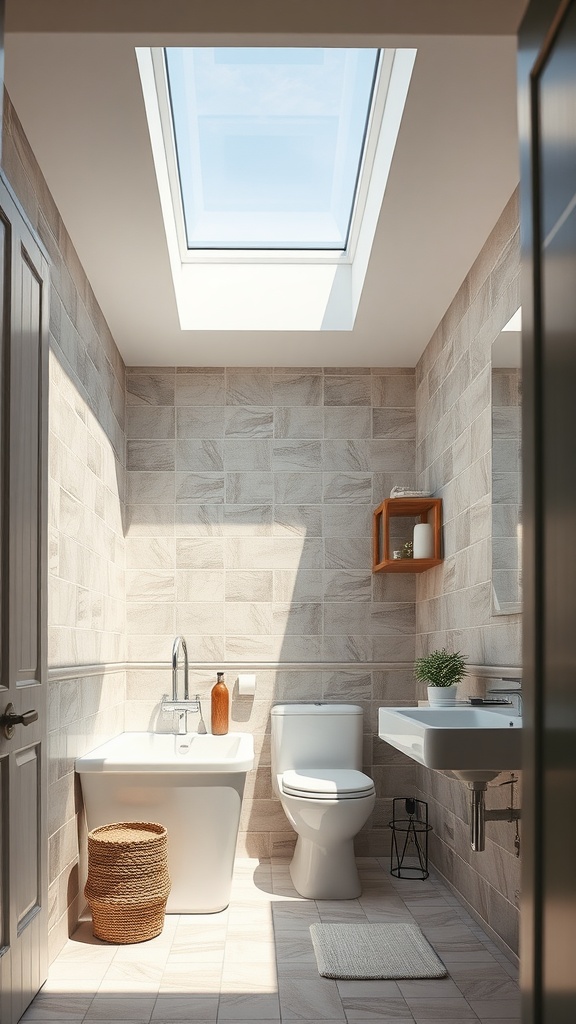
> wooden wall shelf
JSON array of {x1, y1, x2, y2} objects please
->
[{"x1": 372, "y1": 497, "x2": 443, "y2": 573}]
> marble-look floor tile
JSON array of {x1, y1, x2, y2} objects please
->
[
  {"x1": 98, "y1": 979, "x2": 161, "y2": 995},
  {"x1": 455, "y1": 977, "x2": 520, "y2": 1001},
  {"x1": 168, "y1": 937, "x2": 227, "y2": 964},
  {"x1": 416, "y1": 925, "x2": 486, "y2": 952},
  {"x1": 340, "y1": 995, "x2": 413, "y2": 1019},
  {"x1": 274, "y1": 935, "x2": 317, "y2": 963},
  {"x1": 152, "y1": 994, "x2": 219, "y2": 1020},
  {"x1": 217, "y1": 992, "x2": 280, "y2": 1020},
  {"x1": 112, "y1": 942, "x2": 172, "y2": 965},
  {"x1": 448, "y1": 962, "x2": 520, "y2": 1001},
  {"x1": 467, "y1": 1000, "x2": 521, "y2": 1018},
  {"x1": 226, "y1": 904, "x2": 274, "y2": 927},
  {"x1": 27, "y1": 857, "x2": 519, "y2": 1024},
  {"x1": 316, "y1": 901, "x2": 369, "y2": 923},
  {"x1": 272, "y1": 902, "x2": 321, "y2": 931},
  {"x1": 356, "y1": 902, "x2": 414, "y2": 924},
  {"x1": 404, "y1": 996, "x2": 478, "y2": 1020},
  {"x1": 46, "y1": 961, "x2": 110, "y2": 983},
  {"x1": 336, "y1": 980, "x2": 402, "y2": 998},
  {"x1": 221, "y1": 960, "x2": 277, "y2": 991},
  {"x1": 21, "y1": 994, "x2": 94, "y2": 1020},
  {"x1": 159, "y1": 965, "x2": 223, "y2": 994},
  {"x1": 56, "y1": 922, "x2": 118, "y2": 959},
  {"x1": 275, "y1": 963, "x2": 329, "y2": 981},
  {"x1": 20, "y1": 1019, "x2": 86, "y2": 1024},
  {"x1": 277, "y1": 977, "x2": 345, "y2": 1020},
  {"x1": 396, "y1": 979, "x2": 463, "y2": 999},
  {"x1": 497, "y1": 960, "x2": 520, "y2": 981},
  {"x1": 99, "y1": 961, "x2": 164, "y2": 991},
  {"x1": 85, "y1": 994, "x2": 157, "y2": 1020},
  {"x1": 439, "y1": 950, "x2": 500, "y2": 964},
  {"x1": 407, "y1": 906, "x2": 464, "y2": 928},
  {"x1": 393, "y1": 893, "x2": 451, "y2": 909},
  {"x1": 224, "y1": 938, "x2": 277, "y2": 963}
]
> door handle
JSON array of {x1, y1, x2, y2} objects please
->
[{"x1": 1, "y1": 702, "x2": 39, "y2": 739}]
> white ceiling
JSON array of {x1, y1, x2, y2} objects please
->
[{"x1": 4, "y1": 3, "x2": 524, "y2": 367}]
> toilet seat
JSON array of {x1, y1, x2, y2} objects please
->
[{"x1": 281, "y1": 768, "x2": 375, "y2": 800}]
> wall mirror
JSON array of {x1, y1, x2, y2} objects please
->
[{"x1": 491, "y1": 308, "x2": 522, "y2": 614}]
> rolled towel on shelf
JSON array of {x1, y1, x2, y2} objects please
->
[{"x1": 389, "y1": 486, "x2": 432, "y2": 498}]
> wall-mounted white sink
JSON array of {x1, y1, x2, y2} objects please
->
[{"x1": 378, "y1": 706, "x2": 522, "y2": 780}]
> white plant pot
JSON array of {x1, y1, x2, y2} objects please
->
[{"x1": 427, "y1": 684, "x2": 458, "y2": 706}]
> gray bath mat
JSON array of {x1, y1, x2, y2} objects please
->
[{"x1": 309, "y1": 922, "x2": 447, "y2": 980}]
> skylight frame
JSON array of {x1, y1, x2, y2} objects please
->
[
  {"x1": 163, "y1": 47, "x2": 382, "y2": 256},
  {"x1": 137, "y1": 45, "x2": 416, "y2": 330},
  {"x1": 151, "y1": 46, "x2": 386, "y2": 265}
]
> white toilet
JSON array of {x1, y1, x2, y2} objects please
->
[{"x1": 270, "y1": 703, "x2": 376, "y2": 899}]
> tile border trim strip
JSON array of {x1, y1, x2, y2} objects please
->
[{"x1": 47, "y1": 661, "x2": 522, "y2": 681}]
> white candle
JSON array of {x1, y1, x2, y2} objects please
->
[{"x1": 413, "y1": 522, "x2": 434, "y2": 559}]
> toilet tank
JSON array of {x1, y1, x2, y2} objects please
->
[{"x1": 270, "y1": 703, "x2": 364, "y2": 780}]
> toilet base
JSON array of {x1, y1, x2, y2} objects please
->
[{"x1": 289, "y1": 835, "x2": 361, "y2": 900}]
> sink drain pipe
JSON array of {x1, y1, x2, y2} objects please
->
[{"x1": 468, "y1": 778, "x2": 521, "y2": 852}]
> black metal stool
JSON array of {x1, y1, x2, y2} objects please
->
[{"x1": 389, "y1": 797, "x2": 431, "y2": 880}]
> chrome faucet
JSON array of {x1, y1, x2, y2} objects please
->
[
  {"x1": 161, "y1": 636, "x2": 201, "y2": 734},
  {"x1": 487, "y1": 681, "x2": 523, "y2": 717},
  {"x1": 172, "y1": 635, "x2": 189, "y2": 702}
]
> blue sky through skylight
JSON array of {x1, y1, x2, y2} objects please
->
[{"x1": 165, "y1": 47, "x2": 380, "y2": 250}]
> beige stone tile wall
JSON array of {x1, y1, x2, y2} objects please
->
[
  {"x1": 2, "y1": 94, "x2": 127, "y2": 960},
  {"x1": 414, "y1": 191, "x2": 522, "y2": 954},
  {"x1": 124, "y1": 366, "x2": 419, "y2": 855}
]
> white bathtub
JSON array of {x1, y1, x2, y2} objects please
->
[{"x1": 75, "y1": 731, "x2": 254, "y2": 913}]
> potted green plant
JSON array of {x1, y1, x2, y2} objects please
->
[{"x1": 414, "y1": 648, "x2": 468, "y2": 706}]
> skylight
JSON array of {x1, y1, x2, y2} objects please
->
[
  {"x1": 137, "y1": 45, "x2": 416, "y2": 330},
  {"x1": 164, "y1": 47, "x2": 380, "y2": 251}
]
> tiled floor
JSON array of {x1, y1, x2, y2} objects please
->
[{"x1": 23, "y1": 858, "x2": 521, "y2": 1023}]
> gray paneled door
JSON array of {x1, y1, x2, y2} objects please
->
[
  {"x1": 519, "y1": 1, "x2": 576, "y2": 1022},
  {"x1": 0, "y1": 179, "x2": 49, "y2": 1023}
]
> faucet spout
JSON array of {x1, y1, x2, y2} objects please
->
[
  {"x1": 487, "y1": 684, "x2": 523, "y2": 717},
  {"x1": 172, "y1": 636, "x2": 189, "y2": 701},
  {"x1": 163, "y1": 638, "x2": 202, "y2": 734}
]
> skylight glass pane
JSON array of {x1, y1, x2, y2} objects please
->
[{"x1": 164, "y1": 47, "x2": 379, "y2": 250}]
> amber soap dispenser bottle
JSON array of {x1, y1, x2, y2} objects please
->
[{"x1": 211, "y1": 671, "x2": 229, "y2": 735}]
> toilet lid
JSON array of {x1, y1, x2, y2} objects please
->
[{"x1": 281, "y1": 768, "x2": 375, "y2": 800}]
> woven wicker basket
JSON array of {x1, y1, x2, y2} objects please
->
[{"x1": 85, "y1": 821, "x2": 171, "y2": 943}]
